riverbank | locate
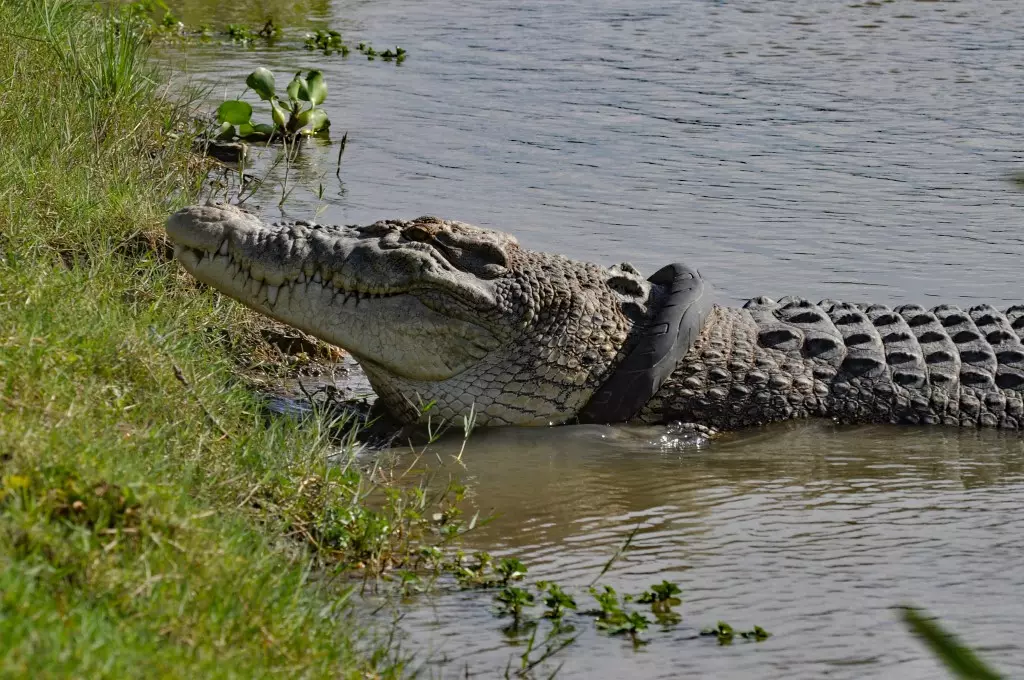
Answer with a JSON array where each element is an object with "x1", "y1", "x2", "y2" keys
[{"x1": 0, "y1": 2, "x2": 423, "y2": 675}]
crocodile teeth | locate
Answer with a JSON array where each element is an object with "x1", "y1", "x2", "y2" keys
[
  {"x1": 296, "y1": 273, "x2": 306, "y2": 284},
  {"x1": 313, "y1": 272, "x2": 322, "y2": 284},
  {"x1": 218, "y1": 240, "x2": 229, "y2": 256},
  {"x1": 267, "y1": 285, "x2": 279, "y2": 305}
]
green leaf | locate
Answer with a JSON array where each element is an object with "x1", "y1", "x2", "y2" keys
[
  {"x1": 245, "y1": 67, "x2": 276, "y2": 101},
  {"x1": 214, "y1": 121, "x2": 235, "y2": 140},
  {"x1": 296, "y1": 108, "x2": 329, "y2": 135},
  {"x1": 305, "y1": 70, "x2": 327, "y2": 106},
  {"x1": 286, "y1": 73, "x2": 309, "y2": 103},
  {"x1": 237, "y1": 121, "x2": 275, "y2": 140},
  {"x1": 270, "y1": 98, "x2": 289, "y2": 130},
  {"x1": 216, "y1": 100, "x2": 252, "y2": 126},
  {"x1": 902, "y1": 608, "x2": 1002, "y2": 680}
]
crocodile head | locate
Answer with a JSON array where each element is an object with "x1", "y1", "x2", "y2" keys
[{"x1": 167, "y1": 204, "x2": 657, "y2": 426}]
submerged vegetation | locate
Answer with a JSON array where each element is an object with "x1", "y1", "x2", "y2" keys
[
  {"x1": 305, "y1": 28, "x2": 349, "y2": 55},
  {"x1": 223, "y1": 18, "x2": 281, "y2": 45},
  {"x1": 114, "y1": 0, "x2": 406, "y2": 63},
  {"x1": 357, "y1": 42, "x2": 407, "y2": 63}
]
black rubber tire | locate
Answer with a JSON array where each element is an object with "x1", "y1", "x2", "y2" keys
[{"x1": 577, "y1": 262, "x2": 714, "y2": 424}]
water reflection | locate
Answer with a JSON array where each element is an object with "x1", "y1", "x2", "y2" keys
[{"x1": 164, "y1": 0, "x2": 333, "y2": 27}]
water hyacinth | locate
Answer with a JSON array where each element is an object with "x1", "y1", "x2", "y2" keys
[{"x1": 213, "y1": 67, "x2": 331, "y2": 142}]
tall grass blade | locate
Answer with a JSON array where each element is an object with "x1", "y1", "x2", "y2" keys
[{"x1": 902, "y1": 607, "x2": 1002, "y2": 680}]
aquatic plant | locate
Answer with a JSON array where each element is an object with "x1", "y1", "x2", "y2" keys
[
  {"x1": 357, "y1": 43, "x2": 408, "y2": 63},
  {"x1": 305, "y1": 29, "x2": 350, "y2": 55},
  {"x1": 700, "y1": 621, "x2": 771, "y2": 645},
  {"x1": 589, "y1": 585, "x2": 650, "y2": 647},
  {"x1": 702, "y1": 621, "x2": 735, "y2": 645},
  {"x1": 590, "y1": 584, "x2": 623, "y2": 617},
  {"x1": 224, "y1": 24, "x2": 255, "y2": 44},
  {"x1": 357, "y1": 42, "x2": 406, "y2": 63},
  {"x1": 223, "y1": 20, "x2": 279, "y2": 46},
  {"x1": 496, "y1": 556, "x2": 528, "y2": 586},
  {"x1": 539, "y1": 582, "x2": 577, "y2": 621},
  {"x1": 380, "y1": 46, "x2": 407, "y2": 63},
  {"x1": 603, "y1": 611, "x2": 651, "y2": 648},
  {"x1": 513, "y1": 623, "x2": 579, "y2": 678},
  {"x1": 215, "y1": 67, "x2": 331, "y2": 142},
  {"x1": 496, "y1": 586, "x2": 536, "y2": 624},
  {"x1": 638, "y1": 579, "x2": 683, "y2": 625},
  {"x1": 452, "y1": 550, "x2": 496, "y2": 587},
  {"x1": 111, "y1": 0, "x2": 184, "y2": 39},
  {"x1": 742, "y1": 625, "x2": 772, "y2": 641},
  {"x1": 108, "y1": 4, "x2": 398, "y2": 64},
  {"x1": 637, "y1": 579, "x2": 682, "y2": 608}
]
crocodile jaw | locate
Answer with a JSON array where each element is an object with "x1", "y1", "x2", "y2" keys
[{"x1": 169, "y1": 208, "x2": 500, "y2": 381}]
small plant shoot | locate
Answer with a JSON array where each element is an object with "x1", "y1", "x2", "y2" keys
[
  {"x1": 496, "y1": 557, "x2": 528, "y2": 586},
  {"x1": 638, "y1": 579, "x2": 683, "y2": 625},
  {"x1": 496, "y1": 586, "x2": 535, "y2": 621},
  {"x1": 539, "y1": 582, "x2": 577, "y2": 621},
  {"x1": 701, "y1": 621, "x2": 771, "y2": 645}
]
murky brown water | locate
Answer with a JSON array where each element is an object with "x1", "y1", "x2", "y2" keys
[
  {"x1": 164, "y1": 0, "x2": 1024, "y2": 675},
  {"x1": 405, "y1": 423, "x2": 1024, "y2": 678}
]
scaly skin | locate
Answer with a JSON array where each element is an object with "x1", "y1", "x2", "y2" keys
[
  {"x1": 640, "y1": 299, "x2": 1024, "y2": 429},
  {"x1": 167, "y1": 204, "x2": 656, "y2": 426},
  {"x1": 167, "y1": 204, "x2": 1024, "y2": 431}
]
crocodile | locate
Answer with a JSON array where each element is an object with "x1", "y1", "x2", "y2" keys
[{"x1": 167, "y1": 203, "x2": 1024, "y2": 431}]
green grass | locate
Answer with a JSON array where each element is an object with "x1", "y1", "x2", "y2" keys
[
  {"x1": 902, "y1": 607, "x2": 1003, "y2": 680},
  {"x1": 0, "y1": 1, "x2": 435, "y2": 676}
]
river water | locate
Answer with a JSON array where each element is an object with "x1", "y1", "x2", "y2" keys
[{"x1": 164, "y1": 0, "x2": 1024, "y2": 676}]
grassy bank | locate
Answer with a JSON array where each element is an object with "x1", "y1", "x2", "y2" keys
[{"x1": 0, "y1": 1, "x2": 432, "y2": 676}]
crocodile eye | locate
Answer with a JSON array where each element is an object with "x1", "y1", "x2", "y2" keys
[{"x1": 403, "y1": 225, "x2": 431, "y2": 242}]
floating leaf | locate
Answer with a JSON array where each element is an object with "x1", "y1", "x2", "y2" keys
[
  {"x1": 245, "y1": 67, "x2": 276, "y2": 100},
  {"x1": 296, "y1": 108, "x2": 329, "y2": 135},
  {"x1": 306, "y1": 70, "x2": 327, "y2": 105},
  {"x1": 216, "y1": 100, "x2": 252, "y2": 125},
  {"x1": 286, "y1": 73, "x2": 310, "y2": 102},
  {"x1": 237, "y1": 122, "x2": 275, "y2": 140},
  {"x1": 740, "y1": 626, "x2": 771, "y2": 642}
]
